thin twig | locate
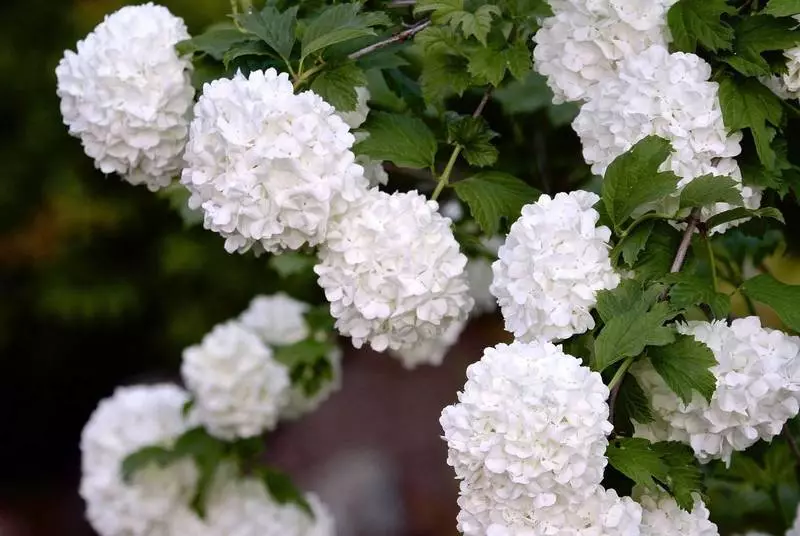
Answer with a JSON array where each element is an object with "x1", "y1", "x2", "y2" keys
[
  {"x1": 348, "y1": 19, "x2": 431, "y2": 60},
  {"x1": 785, "y1": 425, "x2": 800, "y2": 466},
  {"x1": 472, "y1": 88, "x2": 492, "y2": 117},
  {"x1": 670, "y1": 208, "x2": 702, "y2": 274},
  {"x1": 388, "y1": 0, "x2": 417, "y2": 6}
]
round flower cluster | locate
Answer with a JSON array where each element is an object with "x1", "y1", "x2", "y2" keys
[
  {"x1": 490, "y1": 190, "x2": 619, "y2": 342},
  {"x1": 440, "y1": 341, "x2": 613, "y2": 534},
  {"x1": 240, "y1": 293, "x2": 311, "y2": 346},
  {"x1": 533, "y1": 0, "x2": 677, "y2": 103},
  {"x1": 80, "y1": 384, "x2": 198, "y2": 536},
  {"x1": 181, "y1": 68, "x2": 369, "y2": 254},
  {"x1": 315, "y1": 188, "x2": 473, "y2": 352},
  {"x1": 636, "y1": 489, "x2": 719, "y2": 536},
  {"x1": 55, "y1": 3, "x2": 194, "y2": 190},
  {"x1": 633, "y1": 317, "x2": 800, "y2": 464},
  {"x1": 181, "y1": 321, "x2": 291, "y2": 440}
]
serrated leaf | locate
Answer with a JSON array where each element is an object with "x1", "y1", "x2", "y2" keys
[
  {"x1": 176, "y1": 28, "x2": 252, "y2": 61},
  {"x1": 765, "y1": 0, "x2": 800, "y2": 17},
  {"x1": 594, "y1": 302, "x2": 676, "y2": 371},
  {"x1": 450, "y1": 5, "x2": 502, "y2": 44},
  {"x1": 633, "y1": 222, "x2": 684, "y2": 282},
  {"x1": 269, "y1": 252, "x2": 316, "y2": 278},
  {"x1": 173, "y1": 428, "x2": 226, "y2": 518},
  {"x1": 741, "y1": 274, "x2": 800, "y2": 332},
  {"x1": 259, "y1": 467, "x2": 313, "y2": 516},
  {"x1": 236, "y1": 5, "x2": 298, "y2": 60},
  {"x1": 617, "y1": 374, "x2": 656, "y2": 425},
  {"x1": 649, "y1": 335, "x2": 717, "y2": 404},
  {"x1": 274, "y1": 339, "x2": 336, "y2": 396},
  {"x1": 667, "y1": 0, "x2": 736, "y2": 53},
  {"x1": 222, "y1": 40, "x2": 273, "y2": 68},
  {"x1": 420, "y1": 53, "x2": 472, "y2": 105},
  {"x1": 621, "y1": 220, "x2": 655, "y2": 267},
  {"x1": 705, "y1": 206, "x2": 784, "y2": 231},
  {"x1": 607, "y1": 437, "x2": 669, "y2": 491},
  {"x1": 595, "y1": 280, "x2": 663, "y2": 324},
  {"x1": 355, "y1": 112, "x2": 437, "y2": 169},
  {"x1": 415, "y1": 0, "x2": 463, "y2": 19},
  {"x1": 468, "y1": 46, "x2": 507, "y2": 86},
  {"x1": 301, "y1": 4, "x2": 381, "y2": 59},
  {"x1": 735, "y1": 15, "x2": 800, "y2": 56},
  {"x1": 121, "y1": 446, "x2": 178, "y2": 483},
  {"x1": 310, "y1": 61, "x2": 366, "y2": 112},
  {"x1": 651, "y1": 441, "x2": 706, "y2": 510},
  {"x1": 719, "y1": 76, "x2": 783, "y2": 169},
  {"x1": 446, "y1": 115, "x2": 498, "y2": 167},
  {"x1": 664, "y1": 272, "x2": 731, "y2": 318},
  {"x1": 602, "y1": 136, "x2": 680, "y2": 231},
  {"x1": 722, "y1": 53, "x2": 772, "y2": 77},
  {"x1": 505, "y1": 39, "x2": 532, "y2": 80},
  {"x1": 679, "y1": 174, "x2": 743, "y2": 209},
  {"x1": 452, "y1": 172, "x2": 540, "y2": 235}
]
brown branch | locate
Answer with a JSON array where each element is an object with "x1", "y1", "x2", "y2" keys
[
  {"x1": 472, "y1": 88, "x2": 492, "y2": 118},
  {"x1": 348, "y1": 19, "x2": 431, "y2": 61},
  {"x1": 670, "y1": 208, "x2": 702, "y2": 274}
]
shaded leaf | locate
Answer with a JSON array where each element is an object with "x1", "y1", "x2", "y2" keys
[
  {"x1": 594, "y1": 302, "x2": 676, "y2": 371},
  {"x1": 741, "y1": 274, "x2": 800, "y2": 332},
  {"x1": 679, "y1": 174, "x2": 743, "y2": 209},
  {"x1": 236, "y1": 5, "x2": 298, "y2": 59},
  {"x1": 355, "y1": 112, "x2": 437, "y2": 169},
  {"x1": 621, "y1": 220, "x2": 655, "y2": 267},
  {"x1": 310, "y1": 61, "x2": 366, "y2": 112},
  {"x1": 446, "y1": 115, "x2": 498, "y2": 167},
  {"x1": 649, "y1": 335, "x2": 717, "y2": 404},
  {"x1": 705, "y1": 206, "x2": 784, "y2": 231},
  {"x1": 667, "y1": 0, "x2": 736, "y2": 53},
  {"x1": 452, "y1": 172, "x2": 540, "y2": 235}
]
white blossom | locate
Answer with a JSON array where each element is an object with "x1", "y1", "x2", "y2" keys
[
  {"x1": 533, "y1": 0, "x2": 677, "y2": 103},
  {"x1": 635, "y1": 488, "x2": 719, "y2": 536},
  {"x1": 441, "y1": 341, "x2": 612, "y2": 510},
  {"x1": 80, "y1": 384, "x2": 197, "y2": 536},
  {"x1": 240, "y1": 293, "x2": 311, "y2": 346},
  {"x1": 633, "y1": 317, "x2": 800, "y2": 464},
  {"x1": 55, "y1": 3, "x2": 194, "y2": 190},
  {"x1": 181, "y1": 321, "x2": 291, "y2": 440},
  {"x1": 389, "y1": 319, "x2": 466, "y2": 369},
  {"x1": 315, "y1": 188, "x2": 473, "y2": 352},
  {"x1": 181, "y1": 69, "x2": 368, "y2": 254},
  {"x1": 337, "y1": 87, "x2": 371, "y2": 129},
  {"x1": 490, "y1": 190, "x2": 619, "y2": 342}
]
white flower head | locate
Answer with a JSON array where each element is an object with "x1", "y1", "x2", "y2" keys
[
  {"x1": 389, "y1": 319, "x2": 466, "y2": 369},
  {"x1": 56, "y1": 3, "x2": 194, "y2": 191},
  {"x1": 240, "y1": 293, "x2": 311, "y2": 346},
  {"x1": 181, "y1": 69, "x2": 369, "y2": 254},
  {"x1": 633, "y1": 317, "x2": 800, "y2": 464},
  {"x1": 490, "y1": 190, "x2": 619, "y2": 342},
  {"x1": 181, "y1": 321, "x2": 291, "y2": 440},
  {"x1": 80, "y1": 384, "x2": 197, "y2": 536},
  {"x1": 315, "y1": 188, "x2": 473, "y2": 352},
  {"x1": 441, "y1": 341, "x2": 613, "y2": 509},
  {"x1": 635, "y1": 488, "x2": 719, "y2": 536}
]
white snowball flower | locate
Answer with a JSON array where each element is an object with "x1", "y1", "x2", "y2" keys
[
  {"x1": 181, "y1": 69, "x2": 369, "y2": 254},
  {"x1": 240, "y1": 293, "x2": 311, "y2": 346},
  {"x1": 315, "y1": 188, "x2": 473, "y2": 352},
  {"x1": 533, "y1": 0, "x2": 676, "y2": 103},
  {"x1": 573, "y1": 45, "x2": 741, "y2": 178},
  {"x1": 337, "y1": 86, "x2": 371, "y2": 129},
  {"x1": 635, "y1": 488, "x2": 719, "y2": 536},
  {"x1": 56, "y1": 3, "x2": 194, "y2": 191},
  {"x1": 440, "y1": 199, "x2": 465, "y2": 222},
  {"x1": 181, "y1": 321, "x2": 291, "y2": 440},
  {"x1": 389, "y1": 319, "x2": 466, "y2": 369},
  {"x1": 441, "y1": 341, "x2": 613, "y2": 509},
  {"x1": 633, "y1": 317, "x2": 800, "y2": 464},
  {"x1": 281, "y1": 346, "x2": 343, "y2": 420},
  {"x1": 80, "y1": 384, "x2": 197, "y2": 536},
  {"x1": 490, "y1": 190, "x2": 619, "y2": 342}
]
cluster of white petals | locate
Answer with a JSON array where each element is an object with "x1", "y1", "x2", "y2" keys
[
  {"x1": 441, "y1": 340, "x2": 613, "y2": 531},
  {"x1": 56, "y1": 3, "x2": 194, "y2": 190},
  {"x1": 389, "y1": 320, "x2": 466, "y2": 369},
  {"x1": 490, "y1": 190, "x2": 619, "y2": 342},
  {"x1": 635, "y1": 489, "x2": 718, "y2": 536},
  {"x1": 764, "y1": 45, "x2": 800, "y2": 100},
  {"x1": 533, "y1": 0, "x2": 677, "y2": 103},
  {"x1": 80, "y1": 384, "x2": 197, "y2": 536},
  {"x1": 315, "y1": 188, "x2": 473, "y2": 352},
  {"x1": 181, "y1": 321, "x2": 291, "y2": 440},
  {"x1": 240, "y1": 293, "x2": 311, "y2": 346},
  {"x1": 633, "y1": 317, "x2": 800, "y2": 464},
  {"x1": 181, "y1": 69, "x2": 368, "y2": 254}
]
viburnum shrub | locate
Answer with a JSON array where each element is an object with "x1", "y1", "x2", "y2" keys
[{"x1": 57, "y1": 0, "x2": 800, "y2": 534}]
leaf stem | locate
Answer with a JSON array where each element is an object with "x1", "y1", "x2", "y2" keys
[
  {"x1": 670, "y1": 209, "x2": 701, "y2": 274},
  {"x1": 432, "y1": 146, "x2": 462, "y2": 200},
  {"x1": 292, "y1": 63, "x2": 326, "y2": 90},
  {"x1": 348, "y1": 19, "x2": 432, "y2": 61},
  {"x1": 611, "y1": 212, "x2": 676, "y2": 263},
  {"x1": 608, "y1": 355, "x2": 635, "y2": 391},
  {"x1": 704, "y1": 233, "x2": 719, "y2": 293}
]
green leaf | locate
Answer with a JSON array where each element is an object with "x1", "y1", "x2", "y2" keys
[
  {"x1": 741, "y1": 274, "x2": 800, "y2": 332},
  {"x1": 355, "y1": 112, "x2": 437, "y2": 169},
  {"x1": 735, "y1": 15, "x2": 800, "y2": 57},
  {"x1": 259, "y1": 467, "x2": 313, "y2": 516},
  {"x1": 633, "y1": 223, "x2": 684, "y2": 282},
  {"x1": 649, "y1": 334, "x2": 718, "y2": 404},
  {"x1": 617, "y1": 374, "x2": 656, "y2": 425},
  {"x1": 705, "y1": 206, "x2": 785, "y2": 231},
  {"x1": 176, "y1": 28, "x2": 252, "y2": 61},
  {"x1": 269, "y1": 252, "x2": 316, "y2": 278},
  {"x1": 222, "y1": 40, "x2": 274, "y2": 68},
  {"x1": 452, "y1": 172, "x2": 541, "y2": 235},
  {"x1": 667, "y1": 0, "x2": 736, "y2": 53},
  {"x1": 305, "y1": 304, "x2": 336, "y2": 334},
  {"x1": 722, "y1": 54, "x2": 772, "y2": 77},
  {"x1": 173, "y1": 428, "x2": 226, "y2": 518},
  {"x1": 679, "y1": 174, "x2": 743, "y2": 209},
  {"x1": 301, "y1": 4, "x2": 381, "y2": 59},
  {"x1": 594, "y1": 302, "x2": 676, "y2": 371},
  {"x1": 236, "y1": 5, "x2": 298, "y2": 60},
  {"x1": 651, "y1": 441, "x2": 706, "y2": 510},
  {"x1": 420, "y1": 53, "x2": 472, "y2": 105},
  {"x1": 450, "y1": 5, "x2": 502, "y2": 44},
  {"x1": 505, "y1": 39, "x2": 532, "y2": 80},
  {"x1": 415, "y1": 0, "x2": 463, "y2": 20},
  {"x1": 121, "y1": 446, "x2": 178, "y2": 483},
  {"x1": 468, "y1": 47, "x2": 508, "y2": 86},
  {"x1": 310, "y1": 61, "x2": 366, "y2": 112},
  {"x1": 446, "y1": 115, "x2": 498, "y2": 167},
  {"x1": 719, "y1": 76, "x2": 783, "y2": 170},
  {"x1": 664, "y1": 272, "x2": 731, "y2": 318},
  {"x1": 596, "y1": 280, "x2": 663, "y2": 324},
  {"x1": 274, "y1": 339, "x2": 336, "y2": 396},
  {"x1": 621, "y1": 220, "x2": 655, "y2": 267},
  {"x1": 764, "y1": 0, "x2": 800, "y2": 17},
  {"x1": 607, "y1": 437, "x2": 669, "y2": 491},
  {"x1": 602, "y1": 136, "x2": 680, "y2": 231}
]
